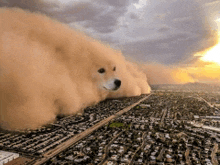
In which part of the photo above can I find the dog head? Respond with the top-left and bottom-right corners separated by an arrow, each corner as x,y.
96,66 -> 121,91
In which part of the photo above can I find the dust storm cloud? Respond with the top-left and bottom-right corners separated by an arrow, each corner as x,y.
0,8 -> 150,130
142,64 -> 195,85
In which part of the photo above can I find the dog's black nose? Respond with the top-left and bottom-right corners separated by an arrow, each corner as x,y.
114,79 -> 121,87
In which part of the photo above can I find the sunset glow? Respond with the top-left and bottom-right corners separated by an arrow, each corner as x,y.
201,42 -> 220,64
197,30 -> 220,65
189,33 -> 220,83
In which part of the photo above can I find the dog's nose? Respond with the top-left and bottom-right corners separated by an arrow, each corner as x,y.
114,79 -> 121,87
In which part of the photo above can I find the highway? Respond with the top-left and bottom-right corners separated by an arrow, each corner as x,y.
33,94 -> 152,165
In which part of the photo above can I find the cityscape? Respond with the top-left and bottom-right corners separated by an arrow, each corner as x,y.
1,1 -> 220,165
0,83 -> 220,164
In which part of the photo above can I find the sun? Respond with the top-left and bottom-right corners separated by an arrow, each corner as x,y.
199,18 -> 220,64
201,42 -> 220,64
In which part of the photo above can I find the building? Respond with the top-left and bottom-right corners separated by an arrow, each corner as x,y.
0,151 -> 19,165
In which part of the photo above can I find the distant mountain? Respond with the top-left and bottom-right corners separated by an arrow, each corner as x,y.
183,82 -> 209,87
150,82 -> 220,92
183,82 -> 219,87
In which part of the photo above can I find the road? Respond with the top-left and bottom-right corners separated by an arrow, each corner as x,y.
33,94 -> 152,165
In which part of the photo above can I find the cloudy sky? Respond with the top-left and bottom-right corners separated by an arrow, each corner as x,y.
1,0 -> 220,66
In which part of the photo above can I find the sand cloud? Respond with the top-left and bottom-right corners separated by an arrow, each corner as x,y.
1,1 -> 220,131
0,8 -> 150,130
142,63 -> 195,85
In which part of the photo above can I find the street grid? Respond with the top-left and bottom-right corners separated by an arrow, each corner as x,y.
0,84 -> 220,164
43,91 -> 220,165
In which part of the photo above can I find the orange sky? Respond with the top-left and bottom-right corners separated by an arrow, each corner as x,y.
188,31 -> 220,83
144,32 -> 220,85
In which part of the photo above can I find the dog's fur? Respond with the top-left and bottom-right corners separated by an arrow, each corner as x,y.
0,8 -> 150,130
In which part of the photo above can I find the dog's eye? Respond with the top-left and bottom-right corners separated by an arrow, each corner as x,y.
113,67 -> 116,71
98,68 -> 105,73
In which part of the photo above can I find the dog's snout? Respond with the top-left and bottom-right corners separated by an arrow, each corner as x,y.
114,79 -> 121,87
103,79 -> 121,91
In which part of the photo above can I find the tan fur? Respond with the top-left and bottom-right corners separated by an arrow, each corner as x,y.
0,8 -> 150,130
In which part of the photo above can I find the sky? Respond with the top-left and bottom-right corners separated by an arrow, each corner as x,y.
1,0 -> 220,83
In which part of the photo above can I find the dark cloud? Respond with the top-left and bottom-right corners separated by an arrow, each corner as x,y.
115,0 -> 219,65
53,0 -> 130,33
0,0 -> 219,66
152,1 -> 207,33
121,30 -> 217,65
80,1 -> 129,33
0,0 -> 57,13
0,0 -> 130,33
129,12 -> 139,19
102,0 -> 129,7
157,26 -> 170,33
51,2 -> 101,23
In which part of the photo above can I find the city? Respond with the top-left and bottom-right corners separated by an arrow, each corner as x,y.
1,1 -> 220,165
0,84 -> 220,164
